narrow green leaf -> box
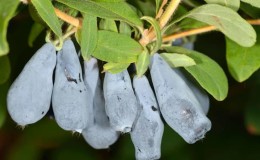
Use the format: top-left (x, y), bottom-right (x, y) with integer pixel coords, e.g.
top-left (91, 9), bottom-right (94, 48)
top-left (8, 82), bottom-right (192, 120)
top-left (241, 0), bottom-right (260, 8)
top-left (80, 14), bottom-right (98, 60)
top-left (136, 50), bottom-right (150, 77)
top-left (141, 16), bottom-right (162, 54)
top-left (0, 55), bottom-right (11, 84)
top-left (179, 18), bottom-right (208, 30)
top-left (99, 19), bottom-right (118, 32)
top-left (56, 0), bottom-right (142, 27)
top-left (204, 0), bottom-right (240, 11)
top-left (161, 53), bottom-right (196, 67)
top-left (129, 0), bottom-right (155, 17)
top-left (188, 4), bottom-right (256, 47)
top-left (226, 27), bottom-right (260, 82)
top-left (103, 62), bottom-right (130, 74)
top-left (31, 0), bottom-right (62, 38)
top-left (28, 23), bottom-right (45, 47)
top-left (119, 21), bottom-right (132, 36)
top-left (163, 46), bottom-right (228, 101)
top-left (0, 0), bottom-right (19, 56)
top-left (29, 4), bottom-right (46, 25)
top-left (93, 30), bottom-right (143, 63)
top-left (54, 1), bottom-right (79, 18)
top-left (155, 0), bottom-right (162, 13)
top-left (166, 4), bottom-right (256, 47)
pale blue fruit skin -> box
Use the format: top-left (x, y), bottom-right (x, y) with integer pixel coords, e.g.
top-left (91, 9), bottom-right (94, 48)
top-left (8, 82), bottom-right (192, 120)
top-left (83, 125), bottom-right (119, 149)
top-left (172, 39), bottom-right (209, 114)
top-left (103, 70), bottom-right (139, 133)
top-left (184, 77), bottom-right (210, 114)
top-left (52, 40), bottom-right (91, 131)
top-left (150, 53), bottom-right (211, 144)
top-left (82, 58), bottom-right (97, 125)
top-left (171, 69), bottom-right (210, 115)
top-left (82, 58), bottom-right (119, 149)
top-left (7, 43), bottom-right (56, 126)
top-left (131, 75), bottom-right (164, 160)
top-left (83, 58), bottom-right (99, 95)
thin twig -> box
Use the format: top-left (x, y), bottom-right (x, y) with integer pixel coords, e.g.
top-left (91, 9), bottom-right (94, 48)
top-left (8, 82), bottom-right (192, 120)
top-left (53, 6), bottom-right (260, 45)
top-left (247, 19), bottom-right (260, 25)
top-left (63, 27), bottom-right (78, 39)
top-left (159, 0), bottom-right (181, 29)
top-left (162, 19), bottom-right (260, 42)
top-left (54, 8), bottom-right (81, 28)
top-left (156, 0), bottom-right (168, 19)
top-left (162, 26), bottom-right (216, 42)
top-left (139, 0), bottom-right (181, 46)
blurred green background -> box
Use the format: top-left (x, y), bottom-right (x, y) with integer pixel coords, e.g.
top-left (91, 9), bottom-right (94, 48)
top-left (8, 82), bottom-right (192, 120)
top-left (1, 6), bottom-right (260, 160)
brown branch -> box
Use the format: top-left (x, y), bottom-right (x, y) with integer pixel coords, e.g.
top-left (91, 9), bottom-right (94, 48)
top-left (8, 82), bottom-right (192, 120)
top-left (139, 0), bottom-right (181, 46)
top-left (54, 8), bottom-right (81, 28)
top-left (162, 19), bottom-right (260, 42)
top-left (162, 25), bottom-right (216, 42)
top-left (158, 0), bottom-right (181, 29)
top-left (52, 6), bottom-right (260, 45)
top-left (247, 19), bottom-right (260, 25)
top-left (156, 0), bottom-right (168, 19)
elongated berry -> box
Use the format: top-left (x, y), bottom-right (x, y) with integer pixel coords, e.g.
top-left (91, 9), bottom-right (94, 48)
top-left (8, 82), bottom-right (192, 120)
top-left (170, 68), bottom-right (210, 115)
top-left (150, 53), bottom-right (211, 144)
top-left (82, 58), bottom-right (119, 149)
top-left (52, 40), bottom-right (92, 131)
top-left (103, 70), bottom-right (139, 133)
top-left (7, 43), bottom-right (56, 126)
top-left (131, 75), bottom-right (164, 160)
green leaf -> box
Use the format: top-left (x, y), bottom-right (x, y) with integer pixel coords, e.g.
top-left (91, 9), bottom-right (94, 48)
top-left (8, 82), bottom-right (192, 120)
top-left (187, 4), bottom-right (256, 47)
top-left (166, 4), bottom-right (256, 47)
top-left (155, 0), bottom-right (162, 13)
top-left (179, 18), bottom-right (208, 30)
top-left (53, 1), bottom-right (79, 18)
top-left (103, 62), bottom-right (130, 74)
top-left (119, 21), bottom-right (132, 36)
top-left (129, 0), bottom-right (155, 17)
top-left (241, 0), bottom-right (260, 8)
top-left (56, 0), bottom-right (142, 27)
top-left (204, 0), bottom-right (240, 11)
top-left (161, 53), bottom-right (196, 67)
top-left (29, 4), bottom-right (46, 26)
top-left (226, 27), bottom-right (260, 82)
top-left (141, 16), bottom-right (162, 54)
top-left (92, 30), bottom-right (143, 63)
top-left (163, 46), bottom-right (228, 101)
top-left (0, 0), bottom-right (19, 56)
top-left (28, 23), bottom-right (45, 47)
top-left (31, 0), bottom-right (62, 38)
top-left (136, 50), bottom-right (150, 77)
top-left (0, 55), bottom-right (11, 84)
top-left (99, 19), bottom-right (118, 32)
top-left (80, 14), bottom-right (98, 60)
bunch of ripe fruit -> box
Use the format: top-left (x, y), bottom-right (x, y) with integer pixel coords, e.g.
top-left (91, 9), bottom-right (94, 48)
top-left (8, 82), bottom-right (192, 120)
top-left (7, 39), bottom-right (211, 160)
